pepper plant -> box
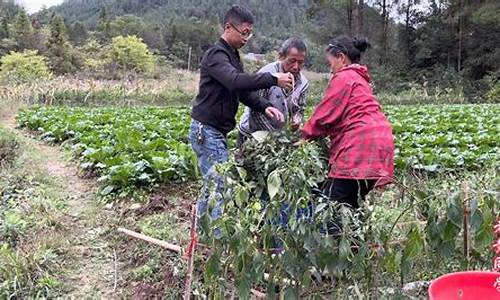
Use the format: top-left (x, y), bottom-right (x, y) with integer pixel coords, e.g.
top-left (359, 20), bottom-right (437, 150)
top-left (200, 131), bottom-right (499, 298)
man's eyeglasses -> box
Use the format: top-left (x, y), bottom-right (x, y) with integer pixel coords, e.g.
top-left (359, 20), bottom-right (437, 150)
top-left (229, 23), bottom-right (253, 39)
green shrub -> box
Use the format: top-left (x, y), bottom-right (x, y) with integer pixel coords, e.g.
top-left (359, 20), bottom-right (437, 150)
top-left (485, 81), bottom-right (500, 103)
top-left (109, 35), bottom-right (155, 73)
top-left (0, 50), bottom-right (52, 83)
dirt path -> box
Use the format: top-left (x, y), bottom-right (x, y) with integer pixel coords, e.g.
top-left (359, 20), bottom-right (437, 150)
top-left (1, 112), bottom-right (119, 298)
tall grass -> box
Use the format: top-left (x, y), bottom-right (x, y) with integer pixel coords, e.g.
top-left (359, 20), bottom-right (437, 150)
top-left (377, 84), bottom-right (466, 105)
top-left (2, 68), bottom-right (495, 110)
top-left (297, 72), bottom-right (471, 106)
top-left (0, 69), bottom-right (199, 108)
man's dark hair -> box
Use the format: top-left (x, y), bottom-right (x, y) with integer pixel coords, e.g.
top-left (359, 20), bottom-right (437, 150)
top-left (223, 5), bottom-right (254, 26)
top-left (279, 37), bottom-right (307, 56)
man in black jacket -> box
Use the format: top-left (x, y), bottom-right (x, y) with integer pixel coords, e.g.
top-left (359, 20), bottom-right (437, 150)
top-left (189, 5), bottom-right (293, 225)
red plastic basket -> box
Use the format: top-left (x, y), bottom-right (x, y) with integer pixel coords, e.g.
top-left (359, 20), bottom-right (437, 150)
top-left (429, 271), bottom-right (500, 300)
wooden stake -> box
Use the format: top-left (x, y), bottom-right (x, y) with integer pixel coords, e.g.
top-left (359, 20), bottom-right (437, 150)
top-left (117, 227), bottom-right (182, 253)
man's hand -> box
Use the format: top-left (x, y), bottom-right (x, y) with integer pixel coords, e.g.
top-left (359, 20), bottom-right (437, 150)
top-left (293, 139), bottom-right (307, 147)
top-left (265, 107), bottom-right (284, 123)
top-left (274, 72), bottom-right (293, 91)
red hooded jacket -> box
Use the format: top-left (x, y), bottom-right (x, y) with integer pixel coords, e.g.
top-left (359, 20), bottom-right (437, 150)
top-left (302, 64), bottom-right (394, 187)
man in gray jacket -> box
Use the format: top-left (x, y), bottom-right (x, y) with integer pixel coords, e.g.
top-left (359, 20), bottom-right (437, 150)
top-left (238, 37), bottom-right (309, 145)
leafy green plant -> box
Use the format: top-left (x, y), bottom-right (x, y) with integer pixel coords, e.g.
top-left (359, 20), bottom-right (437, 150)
top-left (386, 104), bottom-right (499, 171)
top-left (17, 106), bottom-right (197, 194)
top-left (17, 104), bottom-right (499, 194)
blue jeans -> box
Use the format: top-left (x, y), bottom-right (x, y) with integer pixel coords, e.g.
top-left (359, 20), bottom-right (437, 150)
top-left (189, 120), bottom-right (228, 222)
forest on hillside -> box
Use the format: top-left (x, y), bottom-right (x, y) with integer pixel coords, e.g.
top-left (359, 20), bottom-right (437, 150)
top-left (0, 0), bottom-right (499, 101)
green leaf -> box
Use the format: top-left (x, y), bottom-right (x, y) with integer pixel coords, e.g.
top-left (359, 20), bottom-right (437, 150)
top-left (236, 166), bottom-right (247, 180)
top-left (442, 220), bottom-right (460, 241)
top-left (267, 170), bottom-right (281, 200)
top-left (403, 226), bottom-right (424, 261)
top-left (474, 227), bottom-right (494, 249)
top-left (237, 276), bottom-right (251, 299)
top-left (383, 249), bottom-right (399, 274)
top-left (101, 185), bottom-right (115, 195)
top-left (251, 130), bottom-right (269, 143)
top-left (339, 237), bottom-right (350, 259)
top-left (437, 240), bottom-right (455, 257)
top-left (283, 287), bottom-right (300, 300)
top-left (314, 202), bottom-right (327, 214)
top-left (205, 252), bottom-right (220, 280)
top-left (235, 187), bottom-right (249, 206)
top-left (266, 282), bottom-right (277, 299)
top-left (470, 209), bottom-right (483, 232)
top-left (447, 202), bottom-right (463, 228)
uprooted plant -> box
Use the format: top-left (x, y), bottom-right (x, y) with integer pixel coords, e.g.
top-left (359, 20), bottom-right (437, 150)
top-left (199, 131), bottom-right (498, 298)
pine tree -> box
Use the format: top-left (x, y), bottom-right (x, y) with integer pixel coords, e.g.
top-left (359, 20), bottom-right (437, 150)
top-left (12, 9), bottom-right (33, 50)
top-left (0, 18), bottom-right (8, 39)
top-left (95, 7), bottom-right (111, 43)
top-left (69, 21), bottom-right (88, 45)
top-left (46, 14), bottom-right (76, 74)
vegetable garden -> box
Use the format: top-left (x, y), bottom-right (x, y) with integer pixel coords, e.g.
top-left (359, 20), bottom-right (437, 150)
top-left (14, 103), bottom-right (500, 297)
top-left (17, 104), bottom-right (499, 190)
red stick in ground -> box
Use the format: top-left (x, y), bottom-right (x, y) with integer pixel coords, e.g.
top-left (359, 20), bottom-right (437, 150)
top-left (183, 205), bottom-right (198, 300)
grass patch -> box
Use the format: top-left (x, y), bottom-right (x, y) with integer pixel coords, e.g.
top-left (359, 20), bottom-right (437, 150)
top-left (0, 127), bottom-right (19, 165)
top-left (0, 70), bottom-right (198, 108)
top-left (0, 125), bottom-right (67, 298)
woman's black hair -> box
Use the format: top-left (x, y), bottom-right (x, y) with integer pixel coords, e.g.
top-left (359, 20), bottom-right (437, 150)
top-left (326, 36), bottom-right (371, 63)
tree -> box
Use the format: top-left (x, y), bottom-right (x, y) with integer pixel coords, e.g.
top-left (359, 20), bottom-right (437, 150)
top-left (397, 0), bottom-right (422, 67)
top-left (354, 0), bottom-right (365, 35)
top-left (109, 35), bottom-right (155, 73)
top-left (0, 18), bottom-right (8, 39)
top-left (163, 19), bottom-right (218, 69)
top-left (46, 14), bottom-right (77, 74)
top-left (68, 21), bottom-right (88, 45)
top-left (0, 0), bottom-right (23, 21)
top-left (12, 9), bottom-right (34, 50)
top-left (78, 38), bottom-right (109, 74)
top-left (95, 7), bottom-right (111, 43)
top-left (109, 15), bottom-right (145, 38)
top-left (375, 0), bottom-right (393, 63)
top-left (306, 0), bottom-right (348, 45)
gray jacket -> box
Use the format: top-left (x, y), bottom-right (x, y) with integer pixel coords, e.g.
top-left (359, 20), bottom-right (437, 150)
top-left (238, 61), bottom-right (309, 136)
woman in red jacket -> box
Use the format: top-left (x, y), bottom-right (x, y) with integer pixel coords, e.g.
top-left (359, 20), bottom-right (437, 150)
top-left (301, 36), bottom-right (394, 209)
